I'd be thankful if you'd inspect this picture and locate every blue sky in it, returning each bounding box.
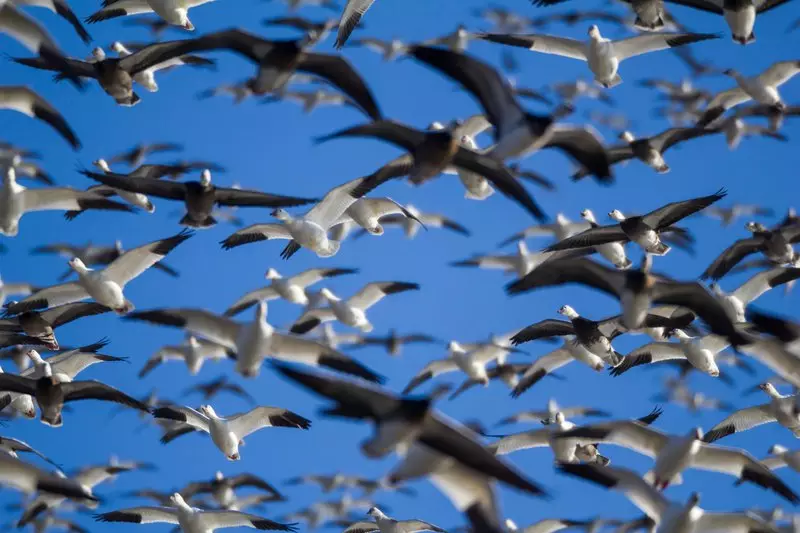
[2,0,800,530]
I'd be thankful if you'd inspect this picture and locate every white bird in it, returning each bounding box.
[477,26,718,88]
[495,398,611,426]
[580,209,631,268]
[220,177,378,259]
[110,41,216,92]
[4,231,191,315]
[0,273,36,308]
[710,266,800,323]
[152,403,310,460]
[344,507,446,533]
[224,267,357,316]
[498,214,590,247]
[0,168,134,237]
[0,86,80,149]
[86,0,217,31]
[355,205,468,240]
[139,336,229,378]
[664,0,794,44]
[21,341,126,383]
[348,37,409,61]
[95,492,296,531]
[0,453,95,502]
[124,302,381,381]
[289,281,419,334]
[610,331,731,378]
[559,463,778,533]
[90,159,156,213]
[335,0,377,48]
[703,382,800,442]
[512,337,607,397]
[698,61,800,126]
[557,421,798,501]
[452,241,567,278]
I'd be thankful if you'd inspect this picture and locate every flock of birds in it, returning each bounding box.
[2,0,800,532]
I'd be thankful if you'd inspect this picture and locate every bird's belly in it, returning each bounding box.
[588,47,618,82]
[458,171,493,200]
[336,306,365,327]
[252,66,292,95]
[551,438,578,463]
[86,279,125,308]
[118,190,152,210]
[294,222,328,250]
[362,420,422,458]
[277,284,307,304]
[102,70,132,97]
[621,291,651,329]
[597,242,628,267]
[235,330,267,377]
[490,125,538,161]
[134,71,158,92]
[751,85,780,106]
[724,5,756,39]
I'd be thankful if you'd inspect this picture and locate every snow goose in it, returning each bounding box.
[511,337,606,397]
[344,507,446,533]
[352,205,467,240]
[152,403,310,460]
[710,266,800,323]
[651,380,735,413]
[18,462,154,526]
[0,302,110,350]
[0,363,150,426]
[86,0,216,31]
[532,0,671,31]
[702,223,800,280]
[182,472,284,509]
[347,329,438,357]
[81,168,314,229]
[1,154,54,186]
[21,340,128,383]
[0,87,80,149]
[290,281,419,334]
[573,127,719,179]
[33,239,179,281]
[511,305,688,365]
[124,302,382,381]
[107,141,183,167]
[498,214,590,247]
[138,336,229,378]
[452,241,583,279]
[401,340,520,394]
[551,79,615,106]
[263,89,366,116]
[701,204,774,226]
[225,267,357,316]
[219,177,379,259]
[316,121,547,220]
[348,37,409,61]
[12,0,90,43]
[158,29,381,118]
[387,441,506,533]
[506,257,746,346]
[286,474,412,496]
[421,24,476,53]
[489,411,610,464]
[558,420,797,500]
[332,198,424,237]
[558,463,778,533]
[664,0,793,43]
[0,453,96,502]
[762,444,800,474]
[611,330,730,378]
[4,231,191,316]
[0,168,134,237]
[0,364,36,419]
[96,492,296,531]
[716,117,787,150]
[579,209,631,268]
[735,310,800,392]
[0,436,60,469]
[197,81,255,104]
[408,46,612,183]
[183,376,255,404]
[13,40,216,106]
[698,62,800,126]
[261,16,340,47]
[703,382,800,443]
[545,190,725,256]
[0,273,38,309]
[273,362,548,497]
[110,41,216,92]
[475,26,717,88]
[495,398,611,426]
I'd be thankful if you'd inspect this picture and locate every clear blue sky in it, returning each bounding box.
[2,0,800,530]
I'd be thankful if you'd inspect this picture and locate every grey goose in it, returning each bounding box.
[273,362,549,498]
[148,28,382,119]
[81,168,315,229]
[316,120,548,221]
[407,46,613,183]
[701,222,800,280]
[572,127,720,179]
[13,40,222,106]
[4,231,191,315]
[544,189,725,256]
[506,257,748,347]
[0,86,80,149]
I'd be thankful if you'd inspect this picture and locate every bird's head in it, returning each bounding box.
[319,287,338,301]
[110,41,127,54]
[618,131,636,143]
[92,47,106,61]
[722,68,739,78]
[199,405,218,418]
[200,169,212,187]
[769,444,788,455]
[580,209,596,223]
[367,507,383,518]
[215,471,224,480]
[588,25,601,38]
[448,340,466,354]
[170,493,188,507]
[745,221,766,233]
[68,257,89,274]
[690,427,703,440]
[265,268,281,280]
[271,208,290,221]
[557,304,578,319]
[608,209,626,222]
[92,159,111,173]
